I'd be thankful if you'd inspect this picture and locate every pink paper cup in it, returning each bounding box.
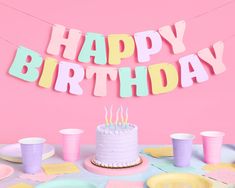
[19,137,46,174]
[59,129,84,162]
[200,131,225,164]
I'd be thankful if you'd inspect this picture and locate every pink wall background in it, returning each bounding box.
[0,0,234,144]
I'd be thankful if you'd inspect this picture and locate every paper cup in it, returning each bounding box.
[60,129,84,162]
[19,137,46,174]
[171,133,195,167]
[200,131,225,164]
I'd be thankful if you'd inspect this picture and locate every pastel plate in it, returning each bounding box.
[0,164,14,180]
[36,179,96,188]
[147,173,213,188]
[0,144,55,163]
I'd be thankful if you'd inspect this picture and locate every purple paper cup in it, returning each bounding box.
[171,133,195,167]
[19,137,46,174]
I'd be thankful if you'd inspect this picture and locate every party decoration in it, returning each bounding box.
[203,163,235,171]
[9,46,43,82]
[200,131,225,164]
[36,179,96,188]
[143,147,173,158]
[179,54,209,87]
[94,106,141,169]
[198,41,226,75]
[19,171,57,182]
[171,133,195,167]
[19,137,46,174]
[205,169,235,184]
[39,57,58,88]
[42,162,79,175]
[152,162,203,174]
[0,144,55,163]
[8,183,33,188]
[134,30,162,63]
[159,20,186,54]
[106,180,144,188]
[59,128,84,162]
[84,155,148,176]
[104,106,129,126]
[119,66,148,97]
[54,61,84,95]
[108,34,135,65]
[78,32,107,65]
[47,24,82,60]
[147,173,213,188]
[7,19,227,98]
[148,63,178,94]
[0,164,14,180]
[86,66,117,96]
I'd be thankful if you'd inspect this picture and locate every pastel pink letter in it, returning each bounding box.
[47,24,82,60]
[159,20,186,54]
[198,41,226,75]
[179,54,209,87]
[55,61,84,95]
[86,66,117,96]
[134,30,162,63]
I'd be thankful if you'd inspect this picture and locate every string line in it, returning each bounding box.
[187,0,235,21]
[0,0,235,47]
[0,1,53,25]
[0,0,235,34]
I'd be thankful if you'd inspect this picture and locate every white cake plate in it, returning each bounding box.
[0,144,55,163]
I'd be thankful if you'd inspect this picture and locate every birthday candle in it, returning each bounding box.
[110,105,113,126]
[115,107,120,127]
[120,106,124,125]
[125,107,128,127]
[105,106,109,126]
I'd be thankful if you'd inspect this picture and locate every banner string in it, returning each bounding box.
[0,35,17,47]
[186,0,235,21]
[0,0,235,49]
[0,1,53,25]
[0,0,235,34]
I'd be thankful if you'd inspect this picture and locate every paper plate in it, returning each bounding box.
[36,179,96,188]
[147,173,213,188]
[0,144,55,163]
[0,164,14,180]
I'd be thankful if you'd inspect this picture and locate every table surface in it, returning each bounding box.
[0,145,235,188]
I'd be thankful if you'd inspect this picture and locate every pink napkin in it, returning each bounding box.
[106,180,144,188]
[205,169,235,184]
[19,171,57,182]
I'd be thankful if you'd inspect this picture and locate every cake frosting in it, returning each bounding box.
[94,124,140,168]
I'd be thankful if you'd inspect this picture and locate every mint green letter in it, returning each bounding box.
[78,32,107,65]
[9,46,43,82]
[119,66,148,97]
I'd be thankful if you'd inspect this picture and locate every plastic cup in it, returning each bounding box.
[200,131,225,164]
[171,133,195,167]
[59,129,84,162]
[19,137,46,174]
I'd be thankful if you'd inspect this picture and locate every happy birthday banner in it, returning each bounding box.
[7,22,226,98]
[0,1,233,98]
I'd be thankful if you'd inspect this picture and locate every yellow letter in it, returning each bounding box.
[108,34,135,65]
[39,57,58,88]
[148,63,178,94]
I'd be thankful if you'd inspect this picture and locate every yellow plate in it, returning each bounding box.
[147,173,213,188]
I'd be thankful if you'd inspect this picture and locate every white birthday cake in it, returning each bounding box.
[93,107,141,168]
